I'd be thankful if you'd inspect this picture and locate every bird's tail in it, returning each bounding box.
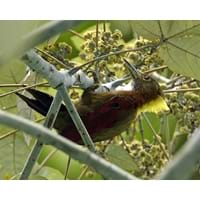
[16,88,54,116]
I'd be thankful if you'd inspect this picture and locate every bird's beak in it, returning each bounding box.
[123,58,141,80]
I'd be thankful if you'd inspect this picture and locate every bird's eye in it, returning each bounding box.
[111,102,120,109]
[143,75,151,81]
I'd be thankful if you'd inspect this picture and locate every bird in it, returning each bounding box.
[16,60,169,144]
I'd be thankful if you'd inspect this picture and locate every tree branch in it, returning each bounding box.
[0,110,138,180]
[157,128,200,179]
[19,91,62,179]
[0,21,80,64]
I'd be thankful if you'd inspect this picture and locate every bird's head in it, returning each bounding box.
[123,58,169,114]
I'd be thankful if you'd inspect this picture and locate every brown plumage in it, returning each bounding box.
[16,73,168,144]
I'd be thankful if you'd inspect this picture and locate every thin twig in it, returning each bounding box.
[167,79,196,89]
[159,117,165,140]
[166,75,185,85]
[119,135,132,154]
[103,21,106,32]
[164,88,200,93]
[0,82,48,98]
[68,29,85,40]
[2,105,17,111]
[165,116,171,156]
[0,84,28,88]
[10,172,22,180]
[64,157,71,180]
[138,116,144,145]
[95,20,100,76]
[34,149,57,175]
[78,43,160,70]
[144,65,168,75]
[35,47,70,69]
[78,166,89,180]
[12,133,17,174]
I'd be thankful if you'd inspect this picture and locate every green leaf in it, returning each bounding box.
[171,133,188,154]
[0,21,47,57]
[159,114,177,145]
[135,113,161,142]
[129,20,200,39]
[36,166,64,180]
[110,21,134,41]
[38,145,102,180]
[0,133,30,179]
[128,20,200,80]
[0,60,26,84]
[104,144,138,172]
[159,35,200,80]
[55,21,96,58]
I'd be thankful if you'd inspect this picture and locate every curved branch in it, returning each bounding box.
[0,21,80,64]
[0,110,138,180]
[158,128,200,179]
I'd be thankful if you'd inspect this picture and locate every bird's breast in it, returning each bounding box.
[59,95,138,144]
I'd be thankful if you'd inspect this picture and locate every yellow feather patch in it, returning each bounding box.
[137,96,169,116]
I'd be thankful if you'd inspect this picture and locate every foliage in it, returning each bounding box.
[0,20,200,180]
